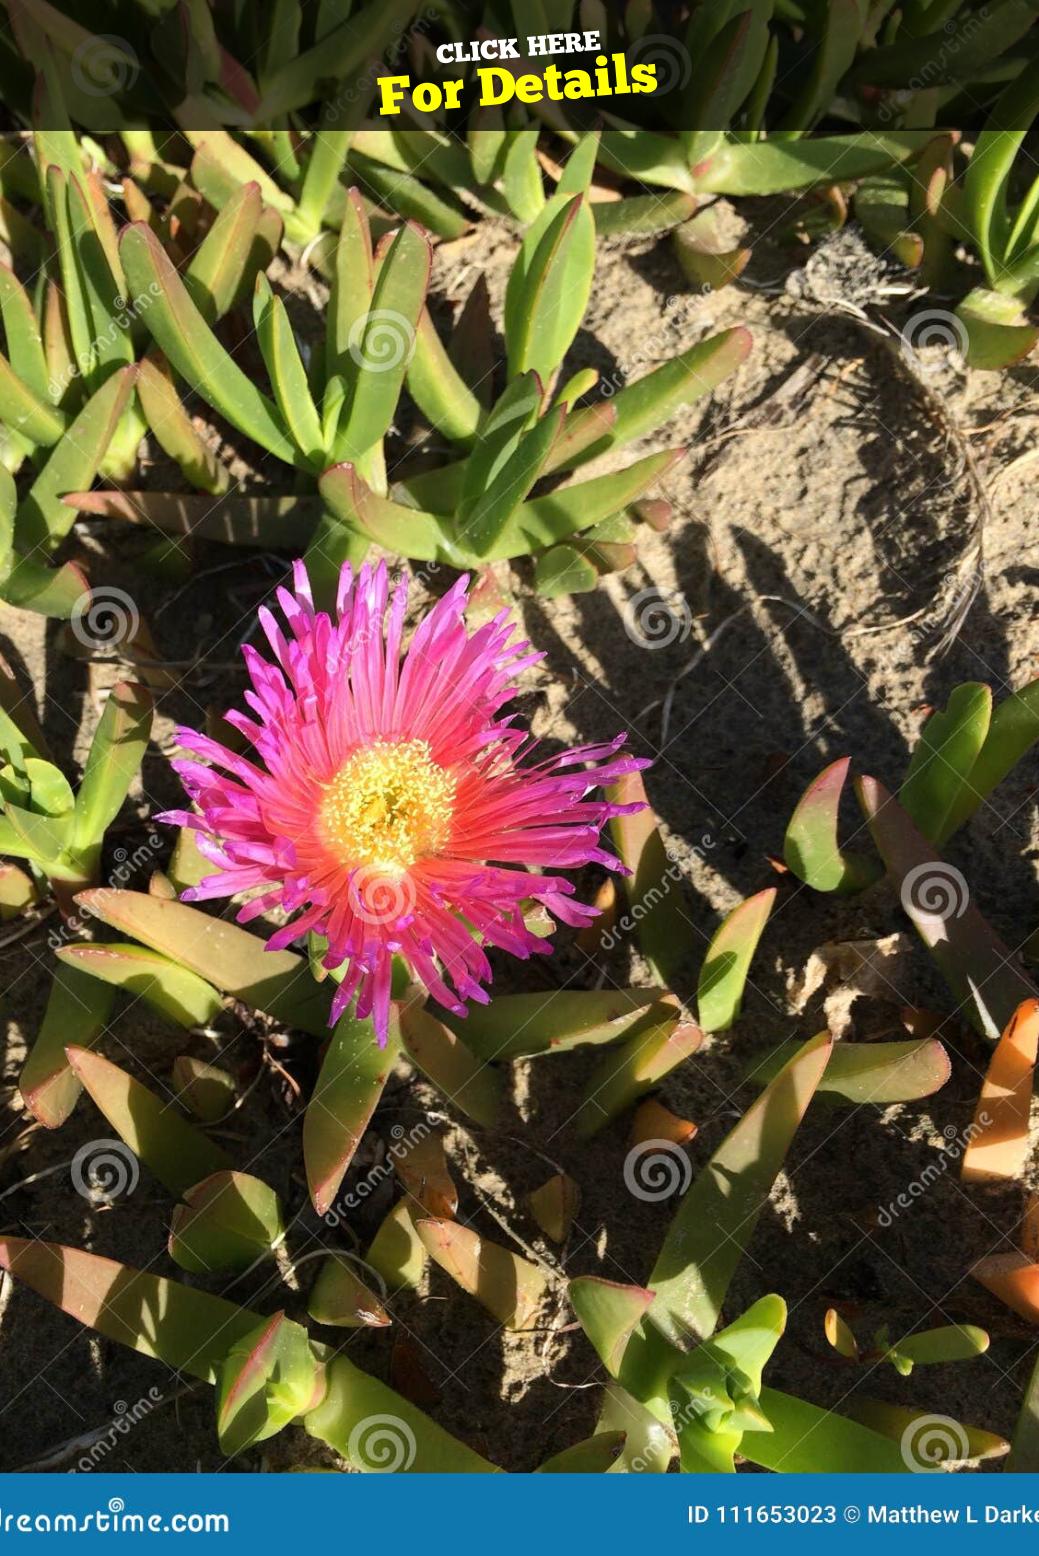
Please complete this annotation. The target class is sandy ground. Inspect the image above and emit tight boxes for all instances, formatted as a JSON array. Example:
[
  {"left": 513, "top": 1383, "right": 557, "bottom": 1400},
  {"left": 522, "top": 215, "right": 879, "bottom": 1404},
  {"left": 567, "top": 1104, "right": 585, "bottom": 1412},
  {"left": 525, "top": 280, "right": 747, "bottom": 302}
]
[{"left": 1, "top": 203, "right": 1039, "bottom": 1472}]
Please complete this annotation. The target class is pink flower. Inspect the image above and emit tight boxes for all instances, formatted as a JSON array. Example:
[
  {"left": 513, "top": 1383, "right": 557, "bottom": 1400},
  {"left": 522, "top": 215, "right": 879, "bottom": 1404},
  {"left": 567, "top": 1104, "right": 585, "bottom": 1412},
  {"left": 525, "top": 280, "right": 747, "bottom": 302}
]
[{"left": 160, "top": 561, "right": 646, "bottom": 1043}]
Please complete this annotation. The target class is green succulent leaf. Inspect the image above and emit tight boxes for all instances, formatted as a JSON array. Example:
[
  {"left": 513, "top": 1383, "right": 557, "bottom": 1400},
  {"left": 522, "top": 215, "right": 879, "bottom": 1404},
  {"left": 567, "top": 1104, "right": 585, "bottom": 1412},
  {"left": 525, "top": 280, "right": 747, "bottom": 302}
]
[
  {"left": 217, "top": 1312, "right": 319, "bottom": 1457},
  {"left": 697, "top": 888, "right": 775, "bottom": 1033},
  {"left": 19, "top": 962, "right": 116, "bottom": 1128},
  {"left": 899, "top": 683, "right": 993, "bottom": 847},
  {"left": 170, "top": 1171, "right": 285, "bottom": 1275},
  {"left": 575, "top": 1019, "right": 703, "bottom": 1138},
  {"left": 304, "top": 1009, "right": 400, "bottom": 1217},
  {"left": 66, "top": 1044, "right": 232, "bottom": 1197},
  {"left": 649, "top": 1031, "right": 832, "bottom": 1346},
  {"left": 0, "top": 1237, "right": 261, "bottom": 1383},
  {"left": 748, "top": 1036, "right": 950, "bottom": 1105},
  {"left": 784, "top": 756, "right": 883, "bottom": 892},
  {"left": 57, "top": 942, "right": 222, "bottom": 1029}
]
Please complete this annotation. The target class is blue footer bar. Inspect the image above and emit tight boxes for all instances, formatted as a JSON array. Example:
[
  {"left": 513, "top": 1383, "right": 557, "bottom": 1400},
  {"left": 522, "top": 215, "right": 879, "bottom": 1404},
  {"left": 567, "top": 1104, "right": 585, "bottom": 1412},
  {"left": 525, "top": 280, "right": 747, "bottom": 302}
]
[{"left": 1, "top": 1475, "right": 1039, "bottom": 1550}]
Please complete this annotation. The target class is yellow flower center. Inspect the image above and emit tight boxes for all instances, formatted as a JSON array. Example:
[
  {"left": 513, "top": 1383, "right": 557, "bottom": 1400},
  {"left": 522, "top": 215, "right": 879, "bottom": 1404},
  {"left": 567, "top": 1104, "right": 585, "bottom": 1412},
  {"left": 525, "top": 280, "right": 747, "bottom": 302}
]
[{"left": 318, "top": 738, "right": 455, "bottom": 874}]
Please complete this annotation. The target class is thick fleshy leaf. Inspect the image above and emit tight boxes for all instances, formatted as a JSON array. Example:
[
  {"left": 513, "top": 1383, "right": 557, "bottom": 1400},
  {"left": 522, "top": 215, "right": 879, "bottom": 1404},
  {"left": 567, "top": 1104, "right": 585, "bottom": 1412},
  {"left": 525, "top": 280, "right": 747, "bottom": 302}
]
[
  {"left": 308, "top": 1253, "right": 390, "bottom": 1329},
  {"left": 170, "top": 1171, "right": 285, "bottom": 1274},
  {"left": 856, "top": 775, "right": 1038, "bottom": 1039},
  {"left": 942, "top": 674, "right": 1039, "bottom": 840},
  {"left": 304, "top": 1010, "right": 400, "bottom": 1216},
  {"left": 533, "top": 545, "right": 601, "bottom": 598},
  {"left": 1009, "top": 1353, "right": 1039, "bottom": 1470},
  {"left": 119, "top": 223, "right": 300, "bottom": 467},
  {"left": 406, "top": 308, "right": 483, "bottom": 445},
  {"left": 845, "top": 1398, "right": 1008, "bottom": 1468},
  {"left": 0, "top": 1237, "right": 261, "bottom": 1383},
  {"left": 529, "top": 1173, "right": 581, "bottom": 1243},
  {"left": 649, "top": 1032, "right": 832, "bottom": 1345},
  {"left": 608, "top": 767, "right": 688, "bottom": 986},
  {"left": 454, "top": 987, "right": 671, "bottom": 1061},
  {"left": 217, "top": 1312, "right": 319, "bottom": 1458},
  {"left": 136, "top": 355, "right": 230, "bottom": 495},
  {"left": 547, "top": 329, "right": 750, "bottom": 472},
  {"left": 962, "top": 998, "right": 1039, "bottom": 1183},
  {"left": 570, "top": 1278, "right": 656, "bottom": 1377},
  {"left": 784, "top": 757, "right": 882, "bottom": 892},
  {"left": 75, "top": 889, "right": 332, "bottom": 1034},
  {"left": 16, "top": 365, "right": 135, "bottom": 551},
  {"left": 694, "top": 134, "right": 927, "bottom": 196},
  {"left": 900, "top": 683, "right": 993, "bottom": 846},
  {"left": 416, "top": 1218, "right": 550, "bottom": 1331},
  {"left": 71, "top": 681, "right": 151, "bottom": 854},
  {"left": 973, "top": 1251, "right": 1039, "bottom": 1323},
  {"left": 393, "top": 1128, "right": 457, "bottom": 1219},
  {"left": 254, "top": 274, "right": 324, "bottom": 465},
  {"left": 398, "top": 1003, "right": 503, "bottom": 1129},
  {"left": 66, "top": 1045, "right": 232, "bottom": 1197},
  {"left": 65, "top": 489, "right": 321, "bottom": 546},
  {"left": 318, "top": 464, "right": 463, "bottom": 565},
  {"left": 366, "top": 1200, "right": 425, "bottom": 1292},
  {"left": 185, "top": 181, "right": 276, "bottom": 324},
  {"left": 492, "top": 448, "right": 686, "bottom": 561},
  {"left": 747, "top": 1037, "right": 950, "bottom": 1105},
  {"left": 0, "top": 262, "right": 49, "bottom": 402},
  {"left": 742, "top": 1389, "right": 911, "bottom": 1472},
  {"left": 1, "top": 555, "right": 91, "bottom": 619},
  {"left": 334, "top": 221, "right": 431, "bottom": 462},
  {"left": 0, "top": 861, "right": 35, "bottom": 919},
  {"left": 575, "top": 1020, "right": 703, "bottom": 1139},
  {"left": 505, "top": 194, "right": 596, "bottom": 384},
  {"left": 593, "top": 191, "right": 698, "bottom": 236},
  {"left": 456, "top": 374, "right": 556, "bottom": 557},
  {"left": 697, "top": 888, "right": 774, "bottom": 1033},
  {"left": 304, "top": 1352, "right": 500, "bottom": 1473},
  {"left": 172, "top": 1055, "right": 235, "bottom": 1122},
  {"left": 536, "top": 1432, "right": 627, "bottom": 1472},
  {"left": 0, "top": 350, "right": 64, "bottom": 446},
  {"left": 19, "top": 962, "right": 116, "bottom": 1128},
  {"left": 886, "top": 1325, "right": 989, "bottom": 1370},
  {"left": 57, "top": 942, "right": 223, "bottom": 1029}
]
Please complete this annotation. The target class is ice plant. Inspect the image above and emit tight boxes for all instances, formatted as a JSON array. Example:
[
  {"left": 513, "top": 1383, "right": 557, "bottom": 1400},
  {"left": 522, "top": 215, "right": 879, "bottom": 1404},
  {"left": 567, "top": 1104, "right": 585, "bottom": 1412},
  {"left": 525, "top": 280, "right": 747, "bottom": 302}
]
[{"left": 159, "top": 559, "right": 644, "bottom": 1043}]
